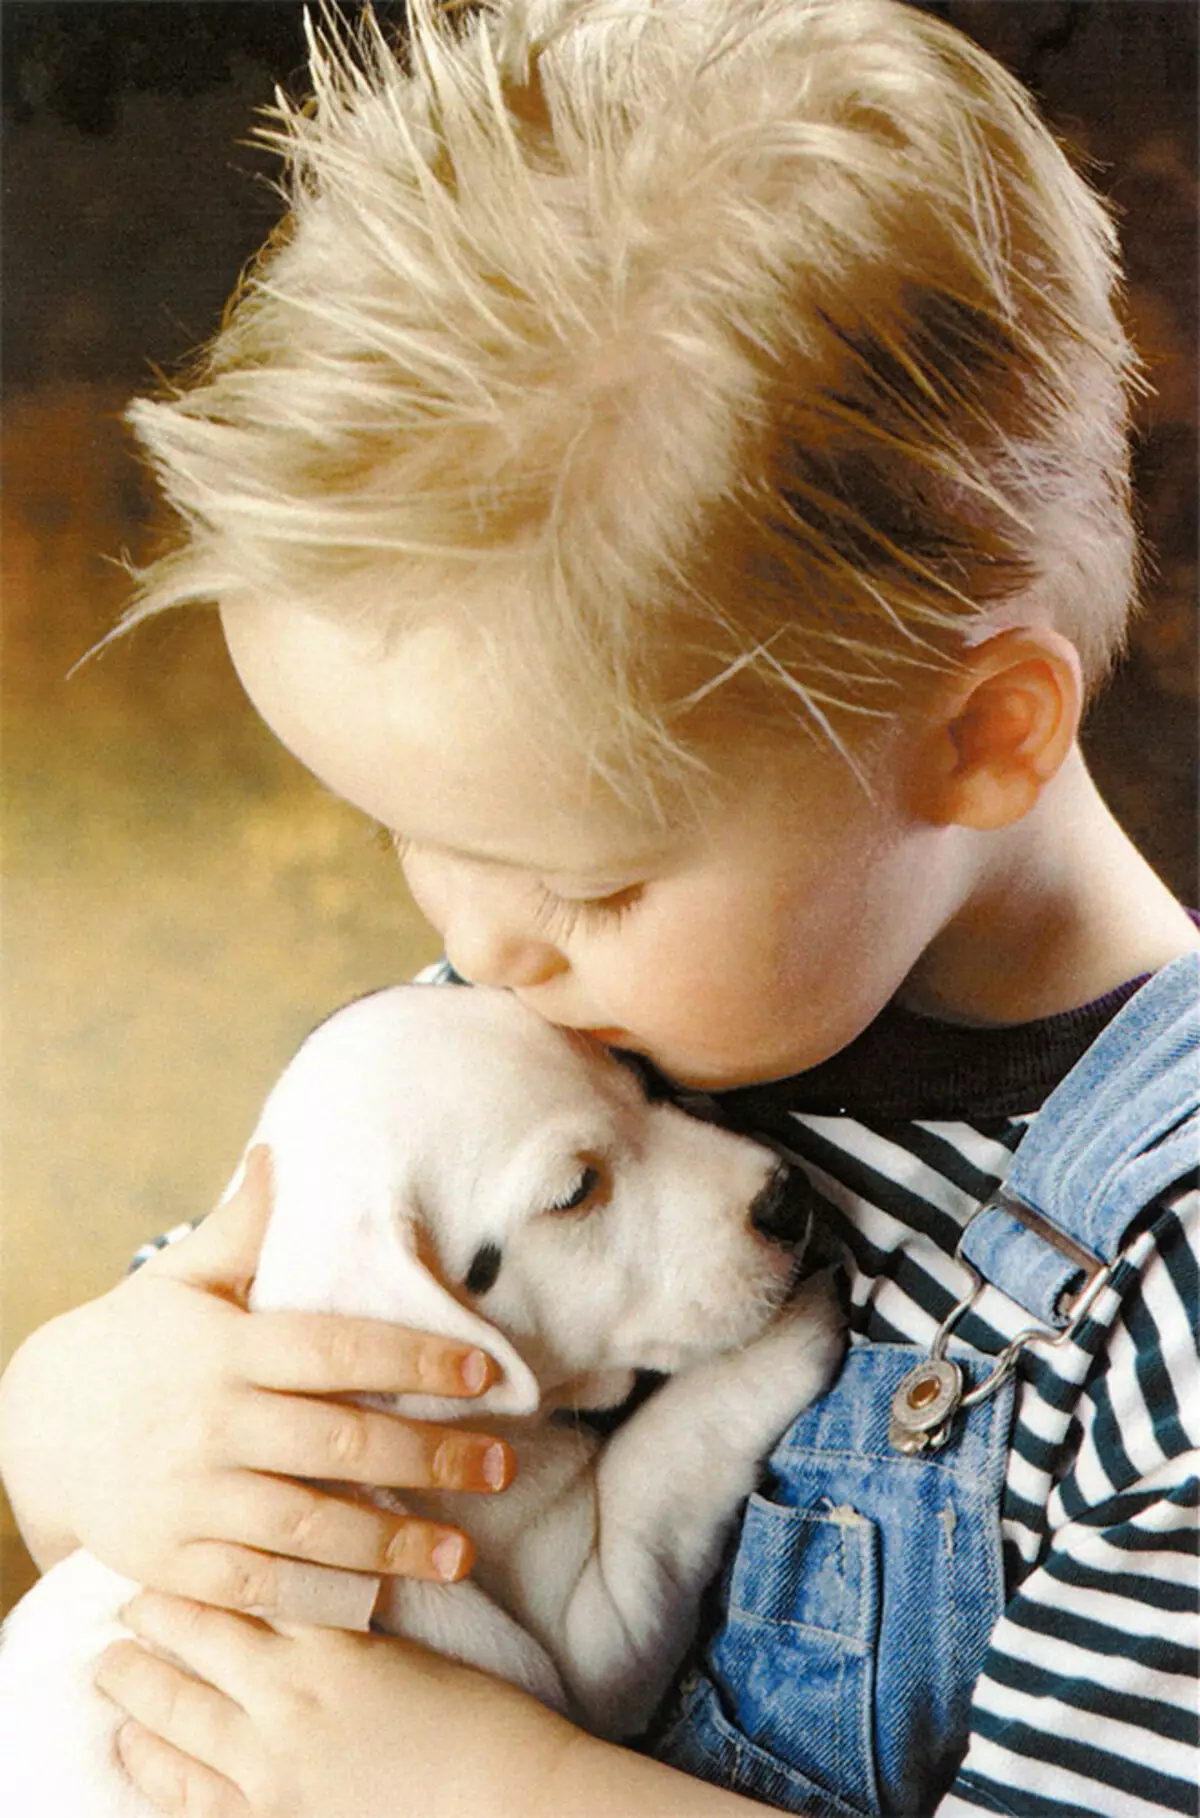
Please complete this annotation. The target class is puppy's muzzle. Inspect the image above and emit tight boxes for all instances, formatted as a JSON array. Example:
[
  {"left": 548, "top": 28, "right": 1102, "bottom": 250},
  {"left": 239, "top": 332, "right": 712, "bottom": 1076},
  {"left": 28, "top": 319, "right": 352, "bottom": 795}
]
[{"left": 749, "top": 1164, "right": 815, "bottom": 1250}]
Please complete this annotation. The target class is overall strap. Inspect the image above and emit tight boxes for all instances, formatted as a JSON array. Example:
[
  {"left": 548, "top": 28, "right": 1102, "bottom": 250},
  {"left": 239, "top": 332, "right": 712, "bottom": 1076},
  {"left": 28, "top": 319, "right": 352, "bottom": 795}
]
[{"left": 959, "top": 951, "right": 1200, "bottom": 1326}]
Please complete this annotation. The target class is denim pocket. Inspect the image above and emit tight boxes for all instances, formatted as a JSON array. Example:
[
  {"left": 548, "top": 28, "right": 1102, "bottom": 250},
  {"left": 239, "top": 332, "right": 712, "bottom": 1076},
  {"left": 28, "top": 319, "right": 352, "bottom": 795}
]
[
  {"left": 655, "top": 1663, "right": 881, "bottom": 1818},
  {"left": 707, "top": 1493, "right": 882, "bottom": 1815},
  {"left": 649, "top": 1345, "right": 1014, "bottom": 1816}
]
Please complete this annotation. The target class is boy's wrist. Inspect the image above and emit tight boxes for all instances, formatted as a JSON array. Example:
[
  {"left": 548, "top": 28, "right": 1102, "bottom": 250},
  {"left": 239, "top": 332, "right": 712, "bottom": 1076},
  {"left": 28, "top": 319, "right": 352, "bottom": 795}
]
[{"left": 539, "top": 1725, "right": 773, "bottom": 1818}]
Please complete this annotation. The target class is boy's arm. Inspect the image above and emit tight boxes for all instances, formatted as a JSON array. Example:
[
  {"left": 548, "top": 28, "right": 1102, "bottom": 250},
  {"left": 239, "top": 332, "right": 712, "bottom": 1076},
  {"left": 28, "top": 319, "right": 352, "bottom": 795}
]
[
  {"left": 102, "top": 1589, "right": 803, "bottom": 1818},
  {"left": 540, "top": 1728, "right": 790, "bottom": 1818},
  {"left": 0, "top": 1317, "right": 88, "bottom": 1572},
  {"left": 937, "top": 1190, "right": 1200, "bottom": 1818}
]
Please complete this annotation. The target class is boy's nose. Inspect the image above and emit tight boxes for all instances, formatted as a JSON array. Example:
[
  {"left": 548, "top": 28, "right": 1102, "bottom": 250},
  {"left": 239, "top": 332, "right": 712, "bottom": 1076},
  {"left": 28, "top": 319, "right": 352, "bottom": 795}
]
[{"left": 443, "top": 920, "right": 567, "bottom": 990}]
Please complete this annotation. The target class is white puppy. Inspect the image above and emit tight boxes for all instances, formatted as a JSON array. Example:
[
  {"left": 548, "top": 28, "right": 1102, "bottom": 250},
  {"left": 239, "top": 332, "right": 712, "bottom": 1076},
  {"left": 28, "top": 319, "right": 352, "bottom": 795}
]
[{"left": 0, "top": 985, "right": 843, "bottom": 1817}]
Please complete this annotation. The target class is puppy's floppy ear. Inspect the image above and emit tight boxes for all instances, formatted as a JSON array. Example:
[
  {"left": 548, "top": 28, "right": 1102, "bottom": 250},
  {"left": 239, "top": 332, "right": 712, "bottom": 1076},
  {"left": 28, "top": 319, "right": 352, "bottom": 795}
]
[
  {"left": 389, "top": 1222, "right": 541, "bottom": 1417},
  {"left": 248, "top": 1148, "right": 541, "bottom": 1418}
]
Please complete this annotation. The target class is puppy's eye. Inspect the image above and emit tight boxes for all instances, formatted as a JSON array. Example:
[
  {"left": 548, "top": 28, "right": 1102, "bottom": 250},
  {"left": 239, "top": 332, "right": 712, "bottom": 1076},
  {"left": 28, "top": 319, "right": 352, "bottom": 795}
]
[
  {"left": 464, "top": 1242, "right": 502, "bottom": 1296},
  {"left": 547, "top": 1164, "right": 602, "bottom": 1216}
]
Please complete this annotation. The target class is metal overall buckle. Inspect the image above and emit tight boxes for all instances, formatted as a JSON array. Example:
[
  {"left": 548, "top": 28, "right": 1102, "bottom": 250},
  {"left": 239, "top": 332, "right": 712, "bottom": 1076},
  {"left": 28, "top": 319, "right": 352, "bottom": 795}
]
[{"left": 887, "top": 1196, "right": 1115, "bottom": 1456}]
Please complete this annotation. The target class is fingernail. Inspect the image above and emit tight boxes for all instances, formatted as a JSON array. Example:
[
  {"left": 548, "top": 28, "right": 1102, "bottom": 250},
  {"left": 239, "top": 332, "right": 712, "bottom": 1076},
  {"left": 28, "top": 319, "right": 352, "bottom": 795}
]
[
  {"left": 431, "top": 1534, "right": 468, "bottom": 1581},
  {"left": 481, "top": 1441, "right": 508, "bottom": 1490},
  {"left": 460, "top": 1349, "right": 491, "bottom": 1394}
]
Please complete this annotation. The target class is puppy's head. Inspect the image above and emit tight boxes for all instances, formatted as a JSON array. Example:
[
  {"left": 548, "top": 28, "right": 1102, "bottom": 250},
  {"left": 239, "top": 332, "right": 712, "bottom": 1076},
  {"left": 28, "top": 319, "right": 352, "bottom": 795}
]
[{"left": 249, "top": 987, "right": 812, "bottom": 1416}]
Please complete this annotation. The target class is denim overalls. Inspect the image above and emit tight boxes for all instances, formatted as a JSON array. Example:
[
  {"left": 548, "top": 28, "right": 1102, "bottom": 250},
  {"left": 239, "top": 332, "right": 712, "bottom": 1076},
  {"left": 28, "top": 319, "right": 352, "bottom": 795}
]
[{"left": 649, "top": 953, "right": 1200, "bottom": 1818}]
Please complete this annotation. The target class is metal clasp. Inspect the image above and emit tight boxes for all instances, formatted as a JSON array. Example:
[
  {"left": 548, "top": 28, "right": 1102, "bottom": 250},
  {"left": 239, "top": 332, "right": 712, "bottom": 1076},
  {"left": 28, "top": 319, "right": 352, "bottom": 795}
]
[
  {"left": 888, "top": 1355, "right": 963, "bottom": 1454},
  {"left": 889, "top": 1218, "right": 1115, "bottom": 1455}
]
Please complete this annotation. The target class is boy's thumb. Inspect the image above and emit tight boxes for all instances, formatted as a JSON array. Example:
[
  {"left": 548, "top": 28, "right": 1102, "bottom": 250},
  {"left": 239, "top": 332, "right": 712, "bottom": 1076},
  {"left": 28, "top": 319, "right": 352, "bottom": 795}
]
[{"left": 142, "top": 1144, "right": 274, "bottom": 1303}]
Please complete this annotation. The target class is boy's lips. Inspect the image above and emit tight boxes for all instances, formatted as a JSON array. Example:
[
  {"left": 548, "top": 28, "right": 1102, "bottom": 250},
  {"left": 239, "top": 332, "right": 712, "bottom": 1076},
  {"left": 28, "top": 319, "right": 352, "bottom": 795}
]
[{"left": 545, "top": 1013, "right": 643, "bottom": 1053}]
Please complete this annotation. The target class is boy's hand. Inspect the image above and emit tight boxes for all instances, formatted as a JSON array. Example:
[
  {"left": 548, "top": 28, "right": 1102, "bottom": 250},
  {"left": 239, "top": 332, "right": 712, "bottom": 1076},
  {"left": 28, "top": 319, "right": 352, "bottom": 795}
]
[
  {"left": 0, "top": 1147, "right": 515, "bottom": 1619},
  {"left": 97, "top": 1590, "right": 579, "bottom": 1818}
]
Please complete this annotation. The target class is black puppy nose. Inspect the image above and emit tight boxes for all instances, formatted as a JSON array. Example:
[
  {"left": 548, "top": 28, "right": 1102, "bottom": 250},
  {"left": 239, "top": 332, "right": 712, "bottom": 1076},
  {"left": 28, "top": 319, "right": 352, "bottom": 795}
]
[{"left": 749, "top": 1164, "right": 814, "bottom": 1248}]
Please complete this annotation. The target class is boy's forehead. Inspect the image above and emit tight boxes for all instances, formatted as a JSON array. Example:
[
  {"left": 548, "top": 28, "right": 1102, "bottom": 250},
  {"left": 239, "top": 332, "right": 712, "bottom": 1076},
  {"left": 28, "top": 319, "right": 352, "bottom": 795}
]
[{"left": 220, "top": 600, "right": 686, "bottom": 876}]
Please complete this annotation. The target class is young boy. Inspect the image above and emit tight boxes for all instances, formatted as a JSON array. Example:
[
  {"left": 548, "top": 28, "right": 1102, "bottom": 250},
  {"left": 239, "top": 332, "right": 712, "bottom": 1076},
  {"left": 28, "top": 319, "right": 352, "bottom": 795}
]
[{"left": 1, "top": 2, "right": 1196, "bottom": 1814}]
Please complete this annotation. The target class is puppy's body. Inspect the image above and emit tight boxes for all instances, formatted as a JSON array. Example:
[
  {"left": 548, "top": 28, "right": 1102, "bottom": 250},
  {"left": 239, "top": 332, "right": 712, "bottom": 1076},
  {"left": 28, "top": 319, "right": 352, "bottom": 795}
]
[{"left": 0, "top": 986, "right": 843, "bottom": 1814}]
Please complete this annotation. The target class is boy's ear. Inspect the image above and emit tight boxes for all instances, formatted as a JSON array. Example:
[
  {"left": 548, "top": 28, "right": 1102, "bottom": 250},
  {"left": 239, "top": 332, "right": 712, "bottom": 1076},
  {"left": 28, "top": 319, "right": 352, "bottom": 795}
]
[{"left": 916, "top": 627, "right": 1083, "bottom": 830}]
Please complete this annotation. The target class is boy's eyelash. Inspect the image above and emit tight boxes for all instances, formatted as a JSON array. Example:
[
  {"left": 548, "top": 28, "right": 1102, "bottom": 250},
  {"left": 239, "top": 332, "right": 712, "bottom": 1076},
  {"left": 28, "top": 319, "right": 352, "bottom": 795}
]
[{"left": 532, "top": 884, "right": 642, "bottom": 939}]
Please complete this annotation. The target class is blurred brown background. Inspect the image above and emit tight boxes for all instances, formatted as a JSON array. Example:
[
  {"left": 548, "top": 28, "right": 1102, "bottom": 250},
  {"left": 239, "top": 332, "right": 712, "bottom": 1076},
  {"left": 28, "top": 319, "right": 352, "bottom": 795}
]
[{"left": 2, "top": 2, "right": 1196, "bottom": 1612}]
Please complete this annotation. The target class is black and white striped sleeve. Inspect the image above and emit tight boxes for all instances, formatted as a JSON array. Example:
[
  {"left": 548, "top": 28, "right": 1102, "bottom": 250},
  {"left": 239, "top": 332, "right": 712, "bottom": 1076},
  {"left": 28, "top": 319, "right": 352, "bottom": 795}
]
[
  {"left": 940, "top": 1190, "right": 1200, "bottom": 1817},
  {"left": 127, "top": 1220, "right": 203, "bottom": 1271}
]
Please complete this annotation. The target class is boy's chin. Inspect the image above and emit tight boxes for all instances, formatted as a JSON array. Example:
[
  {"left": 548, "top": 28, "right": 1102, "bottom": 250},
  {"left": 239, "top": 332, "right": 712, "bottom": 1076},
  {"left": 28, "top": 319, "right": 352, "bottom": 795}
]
[
  {"left": 631, "top": 1048, "right": 810, "bottom": 1094},
  {"left": 599, "top": 1022, "right": 865, "bottom": 1093},
  {"left": 641, "top": 1027, "right": 872, "bottom": 1092}
]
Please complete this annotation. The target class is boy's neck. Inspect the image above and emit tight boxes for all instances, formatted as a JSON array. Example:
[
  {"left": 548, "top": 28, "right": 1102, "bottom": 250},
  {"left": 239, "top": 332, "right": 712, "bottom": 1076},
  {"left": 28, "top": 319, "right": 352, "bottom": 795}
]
[{"left": 897, "top": 748, "right": 1199, "bottom": 1028}]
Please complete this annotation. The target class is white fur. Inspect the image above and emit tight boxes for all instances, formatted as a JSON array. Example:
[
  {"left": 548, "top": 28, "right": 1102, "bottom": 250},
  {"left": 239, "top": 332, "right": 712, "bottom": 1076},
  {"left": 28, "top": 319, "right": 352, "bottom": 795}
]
[{"left": 0, "top": 985, "right": 843, "bottom": 1814}]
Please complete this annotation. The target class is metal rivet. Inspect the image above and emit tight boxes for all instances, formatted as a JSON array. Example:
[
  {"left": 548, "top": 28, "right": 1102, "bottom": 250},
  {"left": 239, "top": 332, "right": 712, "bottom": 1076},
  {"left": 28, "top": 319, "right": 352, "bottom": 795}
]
[{"left": 907, "top": 1375, "right": 941, "bottom": 1410}]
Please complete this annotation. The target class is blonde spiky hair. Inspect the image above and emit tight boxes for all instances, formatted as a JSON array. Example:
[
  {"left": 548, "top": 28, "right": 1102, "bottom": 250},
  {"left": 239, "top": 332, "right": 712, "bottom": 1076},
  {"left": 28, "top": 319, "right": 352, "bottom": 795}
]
[{"left": 125, "top": 0, "right": 1142, "bottom": 799}]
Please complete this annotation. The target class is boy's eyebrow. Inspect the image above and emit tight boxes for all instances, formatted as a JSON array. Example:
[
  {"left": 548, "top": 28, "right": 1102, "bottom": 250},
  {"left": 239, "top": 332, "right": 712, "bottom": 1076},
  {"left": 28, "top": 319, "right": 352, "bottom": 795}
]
[
  {"left": 399, "top": 832, "right": 672, "bottom": 883},
  {"left": 365, "top": 804, "right": 674, "bottom": 881}
]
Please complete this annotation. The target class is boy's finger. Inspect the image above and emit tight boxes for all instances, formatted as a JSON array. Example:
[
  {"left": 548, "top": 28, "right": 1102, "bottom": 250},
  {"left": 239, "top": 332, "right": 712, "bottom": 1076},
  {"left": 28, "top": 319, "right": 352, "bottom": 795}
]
[
  {"left": 172, "top": 1512, "right": 474, "bottom": 1615},
  {"left": 115, "top": 1716, "right": 252, "bottom": 1818},
  {"left": 117, "top": 1590, "right": 280, "bottom": 1699},
  {"left": 225, "top": 1394, "right": 515, "bottom": 1494},
  {"left": 140, "top": 1146, "right": 274, "bottom": 1299},
  {"left": 199, "top": 1473, "right": 478, "bottom": 1586},
  {"left": 97, "top": 1636, "right": 253, "bottom": 1795},
  {"left": 241, "top": 1310, "right": 497, "bottom": 1399},
  {"left": 267, "top": 1560, "right": 381, "bottom": 1629}
]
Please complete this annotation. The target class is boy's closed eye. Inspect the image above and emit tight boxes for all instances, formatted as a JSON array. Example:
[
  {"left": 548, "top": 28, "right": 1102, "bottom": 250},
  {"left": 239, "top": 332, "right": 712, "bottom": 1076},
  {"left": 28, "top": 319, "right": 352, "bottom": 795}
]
[
  {"left": 530, "top": 882, "right": 645, "bottom": 941},
  {"left": 376, "top": 824, "right": 644, "bottom": 940}
]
